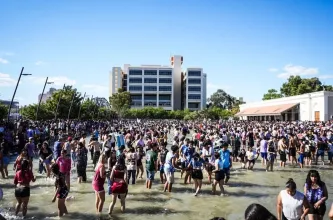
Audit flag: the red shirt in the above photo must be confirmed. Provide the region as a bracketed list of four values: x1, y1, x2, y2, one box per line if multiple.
[14, 170, 34, 185]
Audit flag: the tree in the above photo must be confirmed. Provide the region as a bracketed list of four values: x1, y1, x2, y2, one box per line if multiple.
[109, 88, 131, 117]
[0, 103, 8, 120]
[20, 103, 53, 120]
[262, 89, 283, 100]
[280, 76, 333, 97]
[45, 86, 83, 119]
[207, 89, 238, 109]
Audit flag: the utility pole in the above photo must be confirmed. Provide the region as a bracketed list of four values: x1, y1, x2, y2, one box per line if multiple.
[67, 89, 77, 120]
[55, 84, 66, 120]
[36, 77, 54, 120]
[7, 67, 32, 122]
[77, 92, 86, 120]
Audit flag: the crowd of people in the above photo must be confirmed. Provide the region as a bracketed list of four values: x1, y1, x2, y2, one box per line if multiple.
[1, 119, 333, 219]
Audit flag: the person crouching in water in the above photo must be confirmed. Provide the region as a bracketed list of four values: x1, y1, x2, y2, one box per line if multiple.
[56, 149, 71, 192]
[51, 163, 69, 217]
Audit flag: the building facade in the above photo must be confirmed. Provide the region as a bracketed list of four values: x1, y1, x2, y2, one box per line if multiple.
[38, 87, 57, 103]
[183, 68, 207, 110]
[237, 91, 333, 121]
[110, 55, 207, 111]
[109, 67, 123, 96]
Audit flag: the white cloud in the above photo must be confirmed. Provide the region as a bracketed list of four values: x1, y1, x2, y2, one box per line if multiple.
[319, 75, 333, 79]
[0, 73, 16, 86]
[0, 58, 9, 64]
[268, 68, 278, 72]
[277, 64, 318, 78]
[35, 61, 45, 66]
[30, 76, 76, 86]
[81, 84, 108, 98]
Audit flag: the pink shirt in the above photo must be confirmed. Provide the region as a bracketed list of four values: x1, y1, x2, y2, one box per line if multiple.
[56, 157, 71, 174]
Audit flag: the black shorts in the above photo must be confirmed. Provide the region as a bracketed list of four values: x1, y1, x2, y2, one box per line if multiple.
[111, 142, 115, 148]
[205, 163, 214, 172]
[191, 170, 203, 180]
[15, 187, 30, 198]
[215, 170, 225, 181]
[77, 164, 86, 177]
[309, 203, 326, 216]
[289, 148, 296, 157]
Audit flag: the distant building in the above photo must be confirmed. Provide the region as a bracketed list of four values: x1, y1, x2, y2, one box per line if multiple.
[38, 87, 57, 103]
[0, 99, 19, 115]
[109, 55, 207, 111]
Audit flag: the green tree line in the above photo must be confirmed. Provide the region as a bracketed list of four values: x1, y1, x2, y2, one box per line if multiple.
[263, 76, 333, 100]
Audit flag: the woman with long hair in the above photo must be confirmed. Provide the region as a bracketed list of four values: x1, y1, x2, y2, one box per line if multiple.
[14, 149, 31, 172]
[13, 159, 36, 217]
[76, 142, 88, 183]
[163, 145, 178, 192]
[188, 152, 204, 196]
[92, 153, 106, 215]
[51, 163, 69, 217]
[245, 203, 277, 220]
[277, 178, 309, 220]
[39, 141, 53, 178]
[304, 170, 328, 220]
[108, 154, 128, 216]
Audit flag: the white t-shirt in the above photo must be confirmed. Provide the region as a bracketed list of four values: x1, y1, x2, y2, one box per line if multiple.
[280, 189, 304, 220]
[246, 150, 257, 160]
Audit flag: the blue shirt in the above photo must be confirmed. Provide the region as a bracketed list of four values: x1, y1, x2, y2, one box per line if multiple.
[191, 158, 204, 169]
[219, 149, 231, 169]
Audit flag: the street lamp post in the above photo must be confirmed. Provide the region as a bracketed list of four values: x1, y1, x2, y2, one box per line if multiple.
[67, 89, 77, 120]
[55, 84, 66, 120]
[36, 77, 54, 120]
[77, 92, 86, 120]
[7, 67, 32, 122]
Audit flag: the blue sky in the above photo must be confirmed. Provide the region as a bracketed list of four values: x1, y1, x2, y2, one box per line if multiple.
[0, 0, 332, 106]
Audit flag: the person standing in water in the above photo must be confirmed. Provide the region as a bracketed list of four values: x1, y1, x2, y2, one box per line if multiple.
[276, 178, 310, 220]
[51, 163, 69, 218]
[218, 142, 232, 185]
[13, 159, 36, 217]
[145, 143, 158, 189]
[189, 152, 205, 196]
[163, 145, 178, 192]
[92, 154, 106, 216]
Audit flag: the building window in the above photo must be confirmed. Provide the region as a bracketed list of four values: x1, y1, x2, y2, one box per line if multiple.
[129, 86, 142, 91]
[159, 102, 171, 107]
[144, 70, 157, 75]
[188, 94, 201, 99]
[188, 79, 201, 84]
[144, 86, 157, 91]
[159, 70, 172, 76]
[159, 78, 172, 84]
[131, 101, 142, 106]
[188, 86, 201, 92]
[129, 70, 142, 76]
[159, 86, 172, 91]
[144, 102, 157, 107]
[144, 78, 157, 84]
[129, 78, 142, 83]
[188, 71, 201, 77]
[144, 95, 157, 100]
[130, 95, 142, 100]
[188, 103, 199, 108]
[159, 94, 171, 101]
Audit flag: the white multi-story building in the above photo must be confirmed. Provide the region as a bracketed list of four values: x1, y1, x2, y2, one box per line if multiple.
[110, 55, 207, 111]
[109, 67, 123, 96]
[38, 87, 57, 103]
[183, 68, 207, 110]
